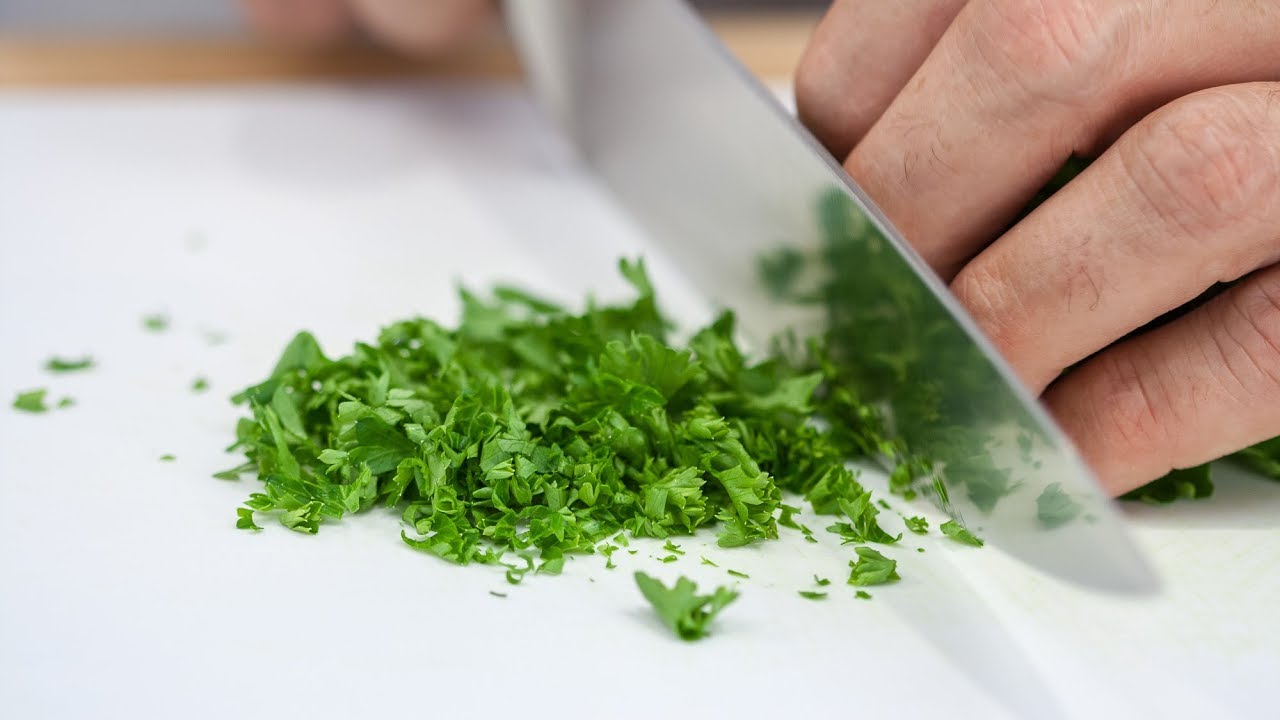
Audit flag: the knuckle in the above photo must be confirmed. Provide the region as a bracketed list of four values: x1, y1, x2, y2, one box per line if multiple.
[1125, 89, 1280, 239]
[1222, 271, 1280, 392]
[795, 43, 860, 156]
[972, 0, 1128, 104]
[951, 260, 1027, 357]
[1087, 350, 1173, 461]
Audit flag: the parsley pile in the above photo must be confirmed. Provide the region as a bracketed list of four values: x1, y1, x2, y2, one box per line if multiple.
[223, 259, 910, 577]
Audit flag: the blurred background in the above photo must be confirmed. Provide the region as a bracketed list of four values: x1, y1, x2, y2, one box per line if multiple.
[0, 0, 827, 85]
[2, 0, 823, 33]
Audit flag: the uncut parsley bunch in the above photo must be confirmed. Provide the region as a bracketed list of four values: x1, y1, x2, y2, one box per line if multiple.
[225, 259, 895, 568]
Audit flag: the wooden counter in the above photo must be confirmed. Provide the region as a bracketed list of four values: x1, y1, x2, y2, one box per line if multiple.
[0, 11, 819, 86]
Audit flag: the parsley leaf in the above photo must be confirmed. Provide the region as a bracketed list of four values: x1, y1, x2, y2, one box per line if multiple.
[44, 356, 94, 373]
[798, 590, 827, 600]
[848, 547, 900, 586]
[940, 520, 984, 547]
[634, 572, 738, 641]
[13, 389, 49, 413]
[192, 377, 210, 393]
[142, 314, 170, 332]
[1036, 482, 1083, 528]
[903, 515, 928, 535]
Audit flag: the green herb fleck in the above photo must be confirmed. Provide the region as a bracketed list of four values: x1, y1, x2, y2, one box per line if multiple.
[159, 454, 176, 462]
[660, 554, 679, 563]
[798, 590, 827, 600]
[939, 520, 984, 547]
[700, 556, 718, 567]
[726, 569, 750, 579]
[13, 388, 49, 413]
[192, 377, 210, 393]
[662, 540, 685, 555]
[235, 507, 262, 531]
[489, 590, 508, 598]
[813, 575, 831, 586]
[848, 547, 900, 586]
[1036, 482, 1083, 529]
[634, 572, 738, 641]
[855, 590, 872, 600]
[143, 314, 170, 332]
[44, 356, 94, 373]
[903, 515, 929, 535]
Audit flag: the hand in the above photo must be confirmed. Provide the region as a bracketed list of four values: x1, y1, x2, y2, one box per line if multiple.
[796, 0, 1280, 495]
[239, 0, 492, 56]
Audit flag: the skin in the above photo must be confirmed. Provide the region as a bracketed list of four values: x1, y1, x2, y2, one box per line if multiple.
[243, 0, 1280, 496]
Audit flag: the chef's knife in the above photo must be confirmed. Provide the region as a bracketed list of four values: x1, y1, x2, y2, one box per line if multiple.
[506, 0, 1156, 592]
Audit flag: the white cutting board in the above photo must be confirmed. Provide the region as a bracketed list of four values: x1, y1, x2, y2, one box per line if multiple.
[0, 82, 1276, 720]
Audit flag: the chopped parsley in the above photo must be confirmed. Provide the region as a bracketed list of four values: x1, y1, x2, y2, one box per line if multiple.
[726, 569, 750, 579]
[662, 540, 685, 555]
[847, 547, 900, 586]
[939, 520, 984, 547]
[700, 556, 718, 567]
[13, 389, 49, 413]
[192, 377, 210, 393]
[159, 454, 176, 462]
[798, 590, 827, 600]
[1036, 482, 1083, 528]
[56, 397, 75, 409]
[634, 572, 738, 641]
[855, 590, 872, 600]
[903, 515, 928, 535]
[813, 575, 831, 586]
[142, 314, 170, 332]
[223, 259, 910, 572]
[44, 356, 94, 373]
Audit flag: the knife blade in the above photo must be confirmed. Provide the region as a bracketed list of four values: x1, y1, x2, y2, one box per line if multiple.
[506, 0, 1156, 593]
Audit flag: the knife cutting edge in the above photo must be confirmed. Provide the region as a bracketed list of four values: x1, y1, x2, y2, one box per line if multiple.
[506, 0, 1157, 593]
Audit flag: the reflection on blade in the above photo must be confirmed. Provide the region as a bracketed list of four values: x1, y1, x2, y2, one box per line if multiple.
[507, 0, 1155, 591]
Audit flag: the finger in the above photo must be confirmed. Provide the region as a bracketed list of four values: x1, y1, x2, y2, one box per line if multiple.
[795, 0, 969, 158]
[348, 0, 494, 58]
[845, 0, 1280, 280]
[1044, 263, 1280, 495]
[239, 0, 354, 44]
[951, 83, 1280, 394]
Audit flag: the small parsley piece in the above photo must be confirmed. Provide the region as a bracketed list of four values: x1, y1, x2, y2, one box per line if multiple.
[159, 454, 176, 462]
[142, 314, 170, 332]
[700, 556, 718, 567]
[236, 507, 262, 530]
[57, 397, 75, 409]
[855, 590, 872, 600]
[660, 554, 679, 563]
[13, 389, 49, 413]
[489, 590, 508, 598]
[1036, 482, 1083, 529]
[940, 520, 984, 547]
[634, 572, 739, 641]
[903, 516, 929, 535]
[662, 540, 685, 555]
[798, 590, 827, 600]
[192, 377, 210, 393]
[44, 356, 94, 373]
[813, 575, 831, 586]
[848, 547, 900, 586]
[601, 544, 619, 569]
[726, 569, 749, 579]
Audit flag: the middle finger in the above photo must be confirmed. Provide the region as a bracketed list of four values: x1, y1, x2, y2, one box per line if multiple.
[845, 0, 1280, 280]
